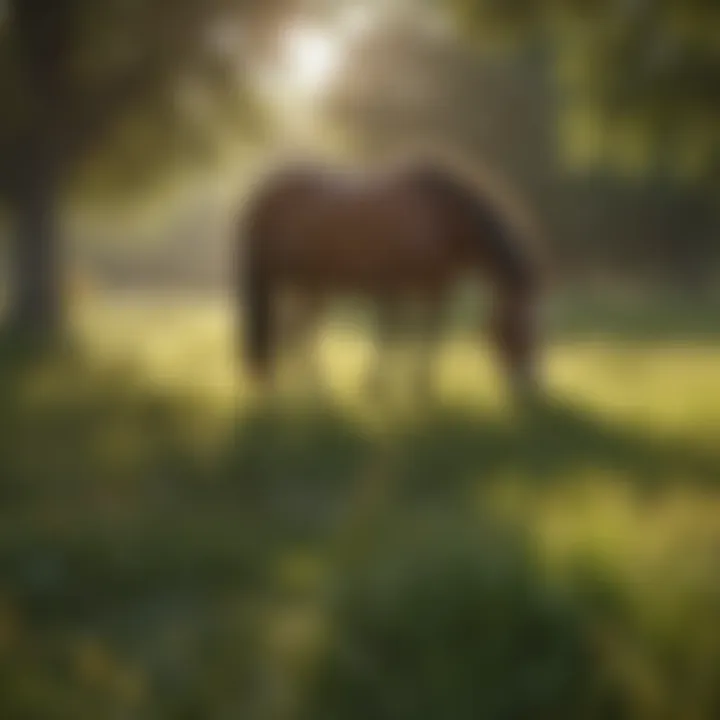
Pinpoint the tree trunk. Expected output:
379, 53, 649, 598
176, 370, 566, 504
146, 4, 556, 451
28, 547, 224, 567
7, 168, 64, 343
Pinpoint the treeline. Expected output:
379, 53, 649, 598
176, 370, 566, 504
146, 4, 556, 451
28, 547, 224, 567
322, 20, 720, 290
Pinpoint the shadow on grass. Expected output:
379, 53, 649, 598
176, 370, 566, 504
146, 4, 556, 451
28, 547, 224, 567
0, 342, 719, 719
221, 393, 720, 535
390, 396, 719, 500
1, 336, 717, 524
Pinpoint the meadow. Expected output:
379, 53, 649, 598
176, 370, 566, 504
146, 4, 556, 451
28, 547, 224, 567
1, 291, 719, 719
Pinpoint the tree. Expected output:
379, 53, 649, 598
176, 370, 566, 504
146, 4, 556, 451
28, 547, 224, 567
447, 0, 720, 183
0, 0, 293, 341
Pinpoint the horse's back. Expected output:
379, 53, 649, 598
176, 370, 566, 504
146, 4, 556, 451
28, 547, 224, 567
240, 158, 537, 295
245, 162, 448, 287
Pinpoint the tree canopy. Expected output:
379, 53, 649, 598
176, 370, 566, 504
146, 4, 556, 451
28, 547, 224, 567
0, 0, 302, 336
0, 0, 295, 205
449, 0, 720, 183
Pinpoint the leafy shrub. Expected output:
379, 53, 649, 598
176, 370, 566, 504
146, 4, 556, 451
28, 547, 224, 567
298, 519, 626, 720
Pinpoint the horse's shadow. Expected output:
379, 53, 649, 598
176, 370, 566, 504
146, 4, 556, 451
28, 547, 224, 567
221, 392, 720, 535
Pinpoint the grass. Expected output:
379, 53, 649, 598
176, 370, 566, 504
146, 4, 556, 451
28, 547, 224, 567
1, 292, 720, 719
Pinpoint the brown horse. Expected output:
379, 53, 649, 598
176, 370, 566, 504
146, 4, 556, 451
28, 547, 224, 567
235, 156, 544, 399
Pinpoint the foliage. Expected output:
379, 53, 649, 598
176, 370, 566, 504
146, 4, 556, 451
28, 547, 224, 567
298, 519, 620, 720
0, 0, 295, 204
449, 0, 720, 181
323, 13, 720, 286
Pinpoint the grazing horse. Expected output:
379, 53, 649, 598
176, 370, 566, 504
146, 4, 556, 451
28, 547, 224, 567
235, 157, 544, 399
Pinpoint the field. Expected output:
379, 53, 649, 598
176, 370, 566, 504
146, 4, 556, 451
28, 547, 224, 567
1, 293, 720, 719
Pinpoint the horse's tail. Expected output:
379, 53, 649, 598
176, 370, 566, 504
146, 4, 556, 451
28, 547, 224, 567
238, 207, 273, 381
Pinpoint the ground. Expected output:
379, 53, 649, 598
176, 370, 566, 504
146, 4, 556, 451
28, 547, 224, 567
1, 292, 719, 719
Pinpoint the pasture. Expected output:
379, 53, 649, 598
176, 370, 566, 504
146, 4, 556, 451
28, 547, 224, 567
1, 292, 720, 719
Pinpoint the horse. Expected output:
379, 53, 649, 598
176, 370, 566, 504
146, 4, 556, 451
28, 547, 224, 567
234, 156, 545, 400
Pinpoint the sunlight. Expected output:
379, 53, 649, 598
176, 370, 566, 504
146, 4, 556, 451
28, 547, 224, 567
273, 4, 378, 101
283, 24, 342, 97
246, 4, 385, 149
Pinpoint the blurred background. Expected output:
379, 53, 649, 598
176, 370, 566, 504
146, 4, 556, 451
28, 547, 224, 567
0, 1, 719, 718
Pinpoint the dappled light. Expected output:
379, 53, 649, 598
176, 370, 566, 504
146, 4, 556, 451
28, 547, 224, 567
2, 305, 720, 715
1, 0, 720, 717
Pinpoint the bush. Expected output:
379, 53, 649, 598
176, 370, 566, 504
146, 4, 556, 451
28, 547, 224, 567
298, 519, 625, 720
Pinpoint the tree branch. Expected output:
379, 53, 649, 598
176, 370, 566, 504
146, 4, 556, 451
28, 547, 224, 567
60, 59, 165, 167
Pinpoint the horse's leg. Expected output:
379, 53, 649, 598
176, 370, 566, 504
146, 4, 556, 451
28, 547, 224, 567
368, 296, 403, 401
275, 291, 308, 391
414, 293, 445, 402
490, 290, 541, 405
290, 292, 327, 396
301, 295, 326, 396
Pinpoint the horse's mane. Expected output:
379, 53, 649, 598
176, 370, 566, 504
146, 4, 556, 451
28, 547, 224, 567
399, 152, 545, 293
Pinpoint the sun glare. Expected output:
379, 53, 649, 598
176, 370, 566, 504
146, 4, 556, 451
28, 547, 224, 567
283, 24, 341, 96
256, 6, 379, 140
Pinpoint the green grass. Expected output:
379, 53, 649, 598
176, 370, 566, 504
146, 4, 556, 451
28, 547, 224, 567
1, 294, 720, 719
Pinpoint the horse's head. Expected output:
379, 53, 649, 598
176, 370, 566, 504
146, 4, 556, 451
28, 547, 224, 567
456, 170, 545, 400
490, 285, 543, 401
